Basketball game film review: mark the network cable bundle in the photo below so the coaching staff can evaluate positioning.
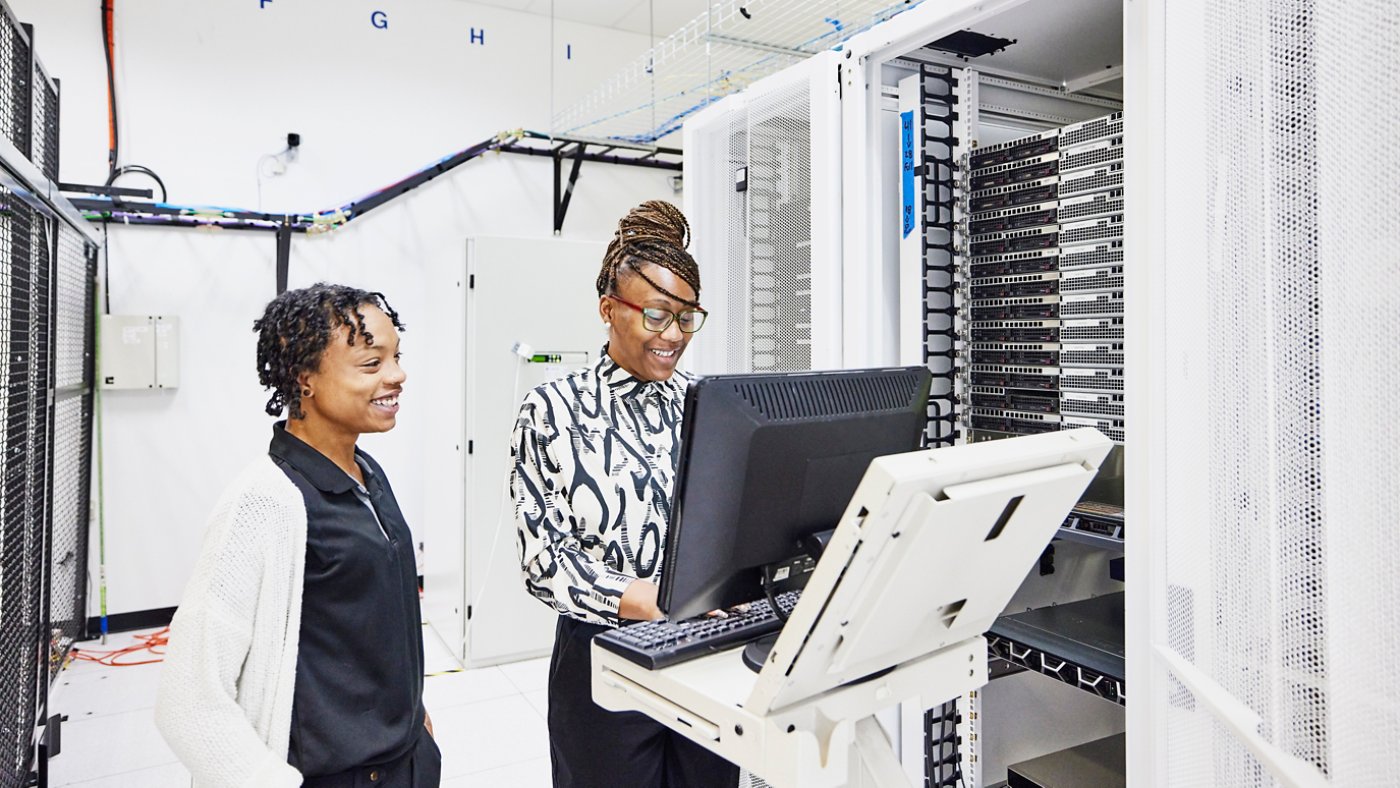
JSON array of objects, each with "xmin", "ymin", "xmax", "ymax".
[{"xmin": 962, "ymin": 111, "xmax": 1125, "ymax": 443}]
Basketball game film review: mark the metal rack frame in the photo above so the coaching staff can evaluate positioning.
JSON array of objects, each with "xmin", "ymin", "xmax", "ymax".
[{"xmin": 987, "ymin": 593, "xmax": 1127, "ymax": 708}]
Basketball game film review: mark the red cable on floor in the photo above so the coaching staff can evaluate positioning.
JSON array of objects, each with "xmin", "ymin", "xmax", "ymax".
[{"xmin": 69, "ymin": 627, "xmax": 168, "ymax": 667}]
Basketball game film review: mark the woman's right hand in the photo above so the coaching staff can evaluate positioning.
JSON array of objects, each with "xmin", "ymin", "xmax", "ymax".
[{"xmin": 619, "ymin": 579, "xmax": 664, "ymax": 621}]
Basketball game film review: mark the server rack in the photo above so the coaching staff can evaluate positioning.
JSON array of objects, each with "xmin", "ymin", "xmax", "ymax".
[
  {"xmin": 956, "ymin": 109, "xmax": 1129, "ymax": 787},
  {"xmin": 961, "ymin": 110, "xmax": 1126, "ymax": 449},
  {"xmin": 0, "ymin": 4, "xmax": 100, "ymax": 786},
  {"xmin": 689, "ymin": 2, "xmax": 1133, "ymax": 781}
]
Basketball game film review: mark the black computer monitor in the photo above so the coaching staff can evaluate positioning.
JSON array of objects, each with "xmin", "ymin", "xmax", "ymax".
[{"xmin": 659, "ymin": 366, "xmax": 932, "ymax": 620}]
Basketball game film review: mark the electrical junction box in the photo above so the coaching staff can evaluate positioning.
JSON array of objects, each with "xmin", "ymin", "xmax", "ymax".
[{"xmin": 99, "ymin": 315, "xmax": 180, "ymax": 390}]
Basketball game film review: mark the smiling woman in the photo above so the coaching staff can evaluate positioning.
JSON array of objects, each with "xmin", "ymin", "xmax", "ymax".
[
  {"xmin": 154, "ymin": 284, "xmax": 442, "ymax": 788},
  {"xmin": 510, "ymin": 202, "xmax": 739, "ymax": 787}
]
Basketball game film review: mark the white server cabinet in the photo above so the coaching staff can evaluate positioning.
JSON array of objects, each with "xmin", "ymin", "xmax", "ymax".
[
  {"xmin": 683, "ymin": 50, "xmax": 843, "ymax": 375},
  {"xmin": 838, "ymin": 4, "xmax": 1131, "ymax": 784},
  {"xmin": 1128, "ymin": 0, "xmax": 1393, "ymax": 785},
  {"xmin": 677, "ymin": 0, "xmax": 1384, "ymax": 783},
  {"xmin": 685, "ymin": 1, "xmax": 1134, "ymax": 785}
]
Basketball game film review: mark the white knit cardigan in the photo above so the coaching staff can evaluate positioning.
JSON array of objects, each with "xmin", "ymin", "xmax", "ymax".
[{"xmin": 154, "ymin": 457, "xmax": 309, "ymax": 787}]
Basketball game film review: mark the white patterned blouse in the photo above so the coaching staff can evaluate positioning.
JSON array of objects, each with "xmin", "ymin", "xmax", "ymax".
[{"xmin": 510, "ymin": 346, "xmax": 691, "ymax": 626}]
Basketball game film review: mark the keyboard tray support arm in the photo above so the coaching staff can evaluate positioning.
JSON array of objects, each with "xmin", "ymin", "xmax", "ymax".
[{"xmin": 593, "ymin": 633, "xmax": 986, "ymax": 787}]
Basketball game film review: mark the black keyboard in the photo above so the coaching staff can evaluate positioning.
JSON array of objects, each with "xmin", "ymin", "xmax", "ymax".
[{"xmin": 595, "ymin": 591, "xmax": 801, "ymax": 670}]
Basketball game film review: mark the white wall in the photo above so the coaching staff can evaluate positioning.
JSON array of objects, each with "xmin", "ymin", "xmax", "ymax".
[{"xmin": 13, "ymin": 0, "xmax": 678, "ymax": 616}]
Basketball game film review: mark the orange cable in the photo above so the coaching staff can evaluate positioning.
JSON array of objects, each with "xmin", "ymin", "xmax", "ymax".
[
  {"xmin": 70, "ymin": 626, "xmax": 168, "ymax": 667},
  {"xmin": 102, "ymin": 0, "xmax": 116, "ymax": 164}
]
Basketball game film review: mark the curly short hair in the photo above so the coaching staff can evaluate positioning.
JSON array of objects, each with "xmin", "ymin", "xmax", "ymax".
[{"xmin": 253, "ymin": 283, "xmax": 405, "ymax": 419}]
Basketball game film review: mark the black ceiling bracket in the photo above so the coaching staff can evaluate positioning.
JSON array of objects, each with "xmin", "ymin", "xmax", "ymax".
[
  {"xmin": 274, "ymin": 219, "xmax": 292, "ymax": 295},
  {"xmin": 554, "ymin": 142, "xmax": 588, "ymax": 235}
]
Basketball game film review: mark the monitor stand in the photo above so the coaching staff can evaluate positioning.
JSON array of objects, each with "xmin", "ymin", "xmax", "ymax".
[
  {"xmin": 743, "ymin": 532, "xmax": 837, "ymax": 674},
  {"xmin": 745, "ymin": 633, "xmax": 900, "ymax": 688},
  {"xmin": 742, "ymin": 633, "xmax": 777, "ymax": 673}
]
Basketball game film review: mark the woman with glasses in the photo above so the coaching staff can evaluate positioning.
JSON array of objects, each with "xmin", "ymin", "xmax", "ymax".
[{"xmin": 510, "ymin": 201, "xmax": 735, "ymax": 788}]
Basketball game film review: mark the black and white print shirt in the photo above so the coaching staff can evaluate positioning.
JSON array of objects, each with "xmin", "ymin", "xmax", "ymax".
[{"xmin": 510, "ymin": 346, "xmax": 691, "ymax": 626}]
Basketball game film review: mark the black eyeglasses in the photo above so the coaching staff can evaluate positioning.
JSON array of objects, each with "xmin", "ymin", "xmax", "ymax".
[{"xmin": 608, "ymin": 296, "xmax": 708, "ymax": 334}]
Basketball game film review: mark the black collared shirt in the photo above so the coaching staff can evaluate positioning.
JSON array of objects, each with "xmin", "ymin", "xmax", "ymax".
[{"xmin": 268, "ymin": 422, "xmax": 424, "ymax": 776}]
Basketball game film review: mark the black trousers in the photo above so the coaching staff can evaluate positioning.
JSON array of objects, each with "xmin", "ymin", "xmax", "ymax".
[
  {"xmin": 301, "ymin": 730, "xmax": 441, "ymax": 788},
  {"xmin": 549, "ymin": 615, "xmax": 740, "ymax": 788}
]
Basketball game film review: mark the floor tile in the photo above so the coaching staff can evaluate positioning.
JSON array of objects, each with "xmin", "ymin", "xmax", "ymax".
[
  {"xmin": 58, "ymin": 761, "xmax": 191, "ymax": 788},
  {"xmin": 53, "ymin": 660, "xmax": 163, "ymax": 689},
  {"xmin": 423, "ymin": 666, "xmax": 516, "ymax": 712},
  {"xmin": 496, "ymin": 656, "xmax": 549, "ymax": 694},
  {"xmin": 44, "ymin": 625, "xmax": 566, "ymax": 785},
  {"xmin": 432, "ymin": 694, "xmax": 549, "ymax": 778},
  {"xmin": 50, "ymin": 664, "xmax": 165, "ymax": 720},
  {"xmin": 443, "ymin": 755, "xmax": 550, "ymax": 787},
  {"xmin": 46, "ymin": 707, "xmax": 178, "ymax": 786},
  {"xmin": 523, "ymin": 689, "xmax": 548, "ymax": 720}
]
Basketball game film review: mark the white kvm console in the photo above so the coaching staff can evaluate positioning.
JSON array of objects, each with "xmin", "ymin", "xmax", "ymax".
[{"xmin": 592, "ymin": 428, "xmax": 1113, "ymax": 787}]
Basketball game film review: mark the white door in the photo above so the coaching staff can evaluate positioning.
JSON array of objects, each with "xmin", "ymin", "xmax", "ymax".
[{"xmin": 461, "ymin": 236, "xmax": 604, "ymax": 667}]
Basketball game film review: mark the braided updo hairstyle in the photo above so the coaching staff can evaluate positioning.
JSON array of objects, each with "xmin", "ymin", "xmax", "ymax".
[
  {"xmin": 253, "ymin": 283, "xmax": 405, "ymax": 420},
  {"xmin": 596, "ymin": 200, "xmax": 701, "ymax": 306}
]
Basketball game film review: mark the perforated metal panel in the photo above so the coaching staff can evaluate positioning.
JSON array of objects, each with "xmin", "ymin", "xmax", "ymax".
[
  {"xmin": 0, "ymin": 185, "xmax": 40, "ymax": 788},
  {"xmin": 49, "ymin": 225, "xmax": 94, "ymax": 682},
  {"xmin": 0, "ymin": 6, "xmax": 28, "ymax": 158},
  {"xmin": 745, "ymin": 79, "xmax": 812, "ymax": 373},
  {"xmin": 1314, "ymin": 1, "xmax": 1400, "ymax": 784},
  {"xmin": 0, "ymin": 206, "xmax": 93, "ymax": 788},
  {"xmin": 0, "ymin": 7, "xmax": 97, "ymax": 782},
  {"xmin": 31, "ymin": 63, "xmax": 56, "ymax": 182},
  {"xmin": 684, "ymin": 55, "xmax": 835, "ymax": 376},
  {"xmin": 1154, "ymin": 0, "xmax": 1339, "ymax": 783}
]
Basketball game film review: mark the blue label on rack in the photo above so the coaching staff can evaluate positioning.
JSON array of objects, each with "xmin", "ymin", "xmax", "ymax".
[{"xmin": 901, "ymin": 110, "xmax": 915, "ymax": 239}]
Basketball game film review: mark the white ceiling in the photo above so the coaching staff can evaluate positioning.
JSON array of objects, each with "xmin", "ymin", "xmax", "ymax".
[{"xmin": 467, "ymin": 0, "xmax": 715, "ymax": 38}]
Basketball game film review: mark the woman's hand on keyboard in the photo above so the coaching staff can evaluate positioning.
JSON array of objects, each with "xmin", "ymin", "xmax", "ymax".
[{"xmin": 620, "ymin": 579, "xmax": 665, "ymax": 621}]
